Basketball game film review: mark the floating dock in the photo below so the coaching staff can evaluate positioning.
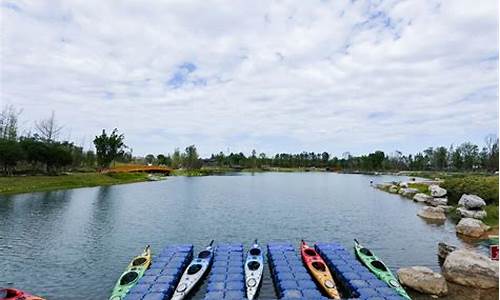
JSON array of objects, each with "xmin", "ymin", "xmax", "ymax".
[{"xmin": 126, "ymin": 241, "xmax": 403, "ymax": 300}]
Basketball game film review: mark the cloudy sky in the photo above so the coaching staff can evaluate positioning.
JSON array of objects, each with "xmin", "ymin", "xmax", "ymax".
[{"xmin": 1, "ymin": 0, "xmax": 498, "ymax": 157}]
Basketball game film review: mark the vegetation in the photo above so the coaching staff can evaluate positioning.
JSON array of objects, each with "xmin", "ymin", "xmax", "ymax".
[
  {"xmin": 93, "ymin": 128, "xmax": 127, "ymax": 169},
  {"xmin": 0, "ymin": 172, "xmax": 149, "ymax": 195},
  {"xmin": 442, "ymin": 176, "xmax": 499, "ymax": 205},
  {"xmin": 407, "ymin": 183, "xmax": 431, "ymax": 195},
  {"xmin": 483, "ymin": 205, "xmax": 499, "ymax": 227}
]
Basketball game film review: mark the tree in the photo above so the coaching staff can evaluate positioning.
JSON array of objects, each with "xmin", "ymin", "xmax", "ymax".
[
  {"xmin": 0, "ymin": 139, "xmax": 23, "ymax": 175},
  {"xmin": 183, "ymin": 145, "xmax": 200, "ymax": 170},
  {"xmin": 93, "ymin": 128, "xmax": 127, "ymax": 169},
  {"xmin": 433, "ymin": 146, "xmax": 448, "ymax": 170},
  {"xmin": 171, "ymin": 148, "xmax": 182, "ymax": 168},
  {"xmin": 35, "ymin": 111, "xmax": 63, "ymax": 141},
  {"xmin": 145, "ymin": 154, "xmax": 155, "ymax": 165},
  {"xmin": 0, "ymin": 105, "xmax": 22, "ymax": 141}
]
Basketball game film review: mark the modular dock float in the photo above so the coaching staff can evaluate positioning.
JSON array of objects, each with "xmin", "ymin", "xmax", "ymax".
[
  {"xmin": 126, "ymin": 241, "xmax": 403, "ymax": 300},
  {"xmin": 126, "ymin": 244, "xmax": 193, "ymax": 300}
]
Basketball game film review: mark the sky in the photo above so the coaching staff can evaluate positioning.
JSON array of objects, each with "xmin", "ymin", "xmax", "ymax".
[{"xmin": 1, "ymin": 0, "xmax": 498, "ymax": 157}]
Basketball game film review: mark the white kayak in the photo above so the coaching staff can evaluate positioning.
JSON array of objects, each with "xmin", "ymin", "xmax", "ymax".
[
  {"xmin": 171, "ymin": 240, "xmax": 215, "ymax": 300},
  {"xmin": 245, "ymin": 240, "xmax": 264, "ymax": 300}
]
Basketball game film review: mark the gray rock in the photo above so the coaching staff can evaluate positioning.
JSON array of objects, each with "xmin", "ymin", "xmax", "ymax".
[
  {"xmin": 398, "ymin": 266, "xmax": 448, "ymax": 296},
  {"xmin": 413, "ymin": 193, "xmax": 433, "ymax": 203},
  {"xmin": 455, "ymin": 218, "xmax": 490, "ymax": 238},
  {"xmin": 457, "ymin": 207, "xmax": 487, "ymax": 220},
  {"xmin": 438, "ymin": 242, "xmax": 458, "ymax": 261},
  {"xmin": 389, "ymin": 185, "xmax": 399, "ymax": 193},
  {"xmin": 426, "ymin": 197, "xmax": 448, "ymax": 207},
  {"xmin": 429, "ymin": 185, "xmax": 447, "ymax": 197},
  {"xmin": 398, "ymin": 188, "xmax": 419, "ymax": 197},
  {"xmin": 399, "ymin": 182, "xmax": 409, "ymax": 188},
  {"xmin": 442, "ymin": 249, "xmax": 499, "ymax": 289},
  {"xmin": 417, "ymin": 206, "xmax": 446, "ymax": 220},
  {"xmin": 376, "ymin": 183, "xmax": 392, "ymax": 190},
  {"xmin": 458, "ymin": 194, "xmax": 486, "ymax": 210}
]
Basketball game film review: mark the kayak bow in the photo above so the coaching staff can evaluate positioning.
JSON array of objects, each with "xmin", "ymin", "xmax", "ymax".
[
  {"xmin": 0, "ymin": 288, "xmax": 45, "ymax": 300},
  {"xmin": 171, "ymin": 240, "xmax": 215, "ymax": 300},
  {"xmin": 354, "ymin": 239, "xmax": 411, "ymax": 300},
  {"xmin": 109, "ymin": 245, "xmax": 152, "ymax": 300},
  {"xmin": 245, "ymin": 239, "xmax": 264, "ymax": 300},
  {"xmin": 300, "ymin": 240, "xmax": 341, "ymax": 299}
]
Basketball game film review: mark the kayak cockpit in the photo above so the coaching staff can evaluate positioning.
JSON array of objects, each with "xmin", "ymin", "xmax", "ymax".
[
  {"xmin": 132, "ymin": 257, "xmax": 147, "ymax": 266},
  {"xmin": 370, "ymin": 260, "xmax": 388, "ymax": 271},
  {"xmin": 249, "ymin": 248, "xmax": 261, "ymax": 256},
  {"xmin": 119, "ymin": 271, "xmax": 139, "ymax": 285},
  {"xmin": 312, "ymin": 261, "xmax": 327, "ymax": 272},
  {"xmin": 198, "ymin": 250, "xmax": 211, "ymax": 259},
  {"xmin": 247, "ymin": 261, "xmax": 261, "ymax": 271},
  {"xmin": 360, "ymin": 247, "xmax": 373, "ymax": 256},
  {"xmin": 0, "ymin": 289, "xmax": 22, "ymax": 298},
  {"xmin": 187, "ymin": 263, "xmax": 203, "ymax": 275},
  {"xmin": 304, "ymin": 248, "xmax": 317, "ymax": 256}
]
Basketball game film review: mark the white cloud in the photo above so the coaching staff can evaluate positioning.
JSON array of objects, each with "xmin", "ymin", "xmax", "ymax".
[{"xmin": 1, "ymin": 0, "xmax": 498, "ymax": 156}]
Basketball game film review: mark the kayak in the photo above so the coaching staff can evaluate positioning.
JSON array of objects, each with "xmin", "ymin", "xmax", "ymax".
[
  {"xmin": 109, "ymin": 245, "xmax": 152, "ymax": 300},
  {"xmin": 0, "ymin": 288, "xmax": 45, "ymax": 300},
  {"xmin": 171, "ymin": 240, "xmax": 215, "ymax": 300},
  {"xmin": 300, "ymin": 240, "xmax": 341, "ymax": 299},
  {"xmin": 245, "ymin": 240, "xmax": 264, "ymax": 300},
  {"xmin": 354, "ymin": 239, "xmax": 411, "ymax": 300}
]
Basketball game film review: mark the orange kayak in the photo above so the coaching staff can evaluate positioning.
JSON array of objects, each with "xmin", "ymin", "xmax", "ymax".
[
  {"xmin": 300, "ymin": 240, "xmax": 341, "ymax": 299},
  {"xmin": 0, "ymin": 288, "xmax": 45, "ymax": 300}
]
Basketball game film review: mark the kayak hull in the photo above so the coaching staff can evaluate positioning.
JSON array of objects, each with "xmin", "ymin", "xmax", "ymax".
[
  {"xmin": 109, "ymin": 246, "xmax": 152, "ymax": 300},
  {"xmin": 354, "ymin": 240, "xmax": 411, "ymax": 300},
  {"xmin": 245, "ymin": 242, "xmax": 264, "ymax": 300},
  {"xmin": 0, "ymin": 288, "xmax": 45, "ymax": 300},
  {"xmin": 300, "ymin": 241, "xmax": 341, "ymax": 299}
]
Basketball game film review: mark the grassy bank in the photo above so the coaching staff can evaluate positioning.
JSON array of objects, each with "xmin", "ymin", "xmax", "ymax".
[{"xmin": 0, "ymin": 172, "xmax": 150, "ymax": 195}]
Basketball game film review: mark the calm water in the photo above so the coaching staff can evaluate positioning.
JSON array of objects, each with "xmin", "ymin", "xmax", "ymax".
[{"xmin": 0, "ymin": 173, "xmax": 474, "ymax": 299}]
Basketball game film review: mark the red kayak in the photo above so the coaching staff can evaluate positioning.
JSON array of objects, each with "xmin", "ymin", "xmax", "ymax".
[
  {"xmin": 300, "ymin": 240, "xmax": 341, "ymax": 299},
  {"xmin": 0, "ymin": 288, "xmax": 45, "ymax": 300}
]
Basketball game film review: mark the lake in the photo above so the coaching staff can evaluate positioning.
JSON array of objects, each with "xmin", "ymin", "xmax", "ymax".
[{"xmin": 0, "ymin": 172, "xmax": 475, "ymax": 299}]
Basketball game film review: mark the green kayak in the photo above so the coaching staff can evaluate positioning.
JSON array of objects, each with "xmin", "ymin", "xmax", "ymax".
[
  {"xmin": 109, "ymin": 245, "xmax": 152, "ymax": 300},
  {"xmin": 354, "ymin": 239, "xmax": 411, "ymax": 300}
]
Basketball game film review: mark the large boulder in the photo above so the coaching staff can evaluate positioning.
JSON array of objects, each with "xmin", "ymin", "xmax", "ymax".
[
  {"xmin": 458, "ymin": 194, "xmax": 486, "ymax": 210},
  {"xmin": 398, "ymin": 188, "xmax": 419, "ymax": 197},
  {"xmin": 388, "ymin": 185, "xmax": 399, "ymax": 193},
  {"xmin": 397, "ymin": 266, "xmax": 448, "ymax": 296},
  {"xmin": 455, "ymin": 218, "xmax": 490, "ymax": 238},
  {"xmin": 417, "ymin": 206, "xmax": 446, "ymax": 220},
  {"xmin": 429, "ymin": 185, "xmax": 447, "ymax": 197},
  {"xmin": 438, "ymin": 205, "xmax": 453, "ymax": 213},
  {"xmin": 399, "ymin": 182, "xmax": 409, "ymax": 188},
  {"xmin": 413, "ymin": 193, "xmax": 433, "ymax": 203},
  {"xmin": 442, "ymin": 249, "xmax": 499, "ymax": 289},
  {"xmin": 426, "ymin": 197, "xmax": 448, "ymax": 207},
  {"xmin": 457, "ymin": 207, "xmax": 487, "ymax": 220}
]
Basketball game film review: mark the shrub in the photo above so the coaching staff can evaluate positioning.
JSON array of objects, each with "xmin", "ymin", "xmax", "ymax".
[{"xmin": 442, "ymin": 176, "xmax": 499, "ymax": 205}]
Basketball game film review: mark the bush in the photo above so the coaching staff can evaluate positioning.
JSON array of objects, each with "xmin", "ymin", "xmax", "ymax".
[{"xmin": 442, "ymin": 176, "xmax": 499, "ymax": 205}]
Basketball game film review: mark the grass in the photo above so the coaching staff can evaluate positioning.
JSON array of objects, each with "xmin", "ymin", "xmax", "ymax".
[
  {"xmin": 483, "ymin": 205, "xmax": 499, "ymax": 227},
  {"xmin": 442, "ymin": 176, "xmax": 498, "ymax": 205},
  {"xmin": 0, "ymin": 172, "xmax": 150, "ymax": 195},
  {"xmin": 407, "ymin": 183, "xmax": 431, "ymax": 195}
]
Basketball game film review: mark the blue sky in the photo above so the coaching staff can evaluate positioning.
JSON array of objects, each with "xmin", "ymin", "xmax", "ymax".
[{"xmin": 1, "ymin": 0, "xmax": 498, "ymax": 157}]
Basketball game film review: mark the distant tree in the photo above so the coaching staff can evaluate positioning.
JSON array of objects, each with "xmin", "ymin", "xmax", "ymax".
[
  {"xmin": 0, "ymin": 139, "xmax": 23, "ymax": 174},
  {"xmin": 145, "ymin": 154, "xmax": 155, "ymax": 165},
  {"xmin": 171, "ymin": 148, "xmax": 182, "ymax": 168},
  {"xmin": 458, "ymin": 142, "xmax": 479, "ymax": 170},
  {"xmin": 84, "ymin": 150, "xmax": 96, "ymax": 167},
  {"xmin": 450, "ymin": 147, "xmax": 463, "ymax": 170},
  {"xmin": 183, "ymin": 145, "xmax": 200, "ymax": 170},
  {"xmin": 35, "ymin": 111, "xmax": 63, "ymax": 141},
  {"xmin": 433, "ymin": 146, "xmax": 448, "ymax": 170},
  {"xmin": 251, "ymin": 149, "xmax": 257, "ymax": 168},
  {"xmin": 0, "ymin": 105, "xmax": 22, "ymax": 141},
  {"xmin": 93, "ymin": 128, "xmax": 127, "ymax": 169},
  {"xmin": 321, "ymin": 152, "xmax": 330, "ymax": 166}
]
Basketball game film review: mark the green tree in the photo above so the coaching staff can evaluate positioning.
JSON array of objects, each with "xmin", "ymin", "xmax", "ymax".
[
  {"xmin": 93, "ymin": 128, "xmax": 127, "ymax": 169},
  {"xmin": 0, "ymin": 105, "xmax": 22, "ymax": 141},
  {"xmin": 183, "ymin": 145, "xmax": 200, "ymax": 170},
  {"xmin": 433, "ymin": 146, "xmax": 448, "ymax": 170},
  {"xmin": 171, "ymin": 148, "xmax": 182, "ymax": 168},
  {"xmin": 0, "ymin": 139, "xmax": 23, "ymax": 175},
  {"xmin": 145, "ymin": 154, "xmax": 155, "ymax": 165}
]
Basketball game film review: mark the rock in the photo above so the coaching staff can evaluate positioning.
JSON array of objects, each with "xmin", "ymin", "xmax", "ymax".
[
  {"xmin": 398, "ymin": 188, "xmax": 419, "ymax": 197},
  {"xmin": 438, "ymin": 242, "xmax": 458, "ymax": 261},
  {"xmin": 438, "ymin": 205, "xmax": 453, "ymax": 213},
  {"xmin": 426, "ymin": 197, "xmax": 448, "ymax": 207},
  {"xmin": 442, "ymin": 249, "xmax": 499, "ymax": 289},
  {"xmin": 429, "ymin": 185, "xmax": 447, "ymax": 197},
  {"xmin": 413, "ymin": 193, "xmax": 433, "ymax": 203},
  {"xmin": 399, "ymin": 182, "xmax": 409, "ymax": 188},
  {"xmin": 376, "ymin": 183, "xmax": 392, "ymax": 190},
  {"xmin": 397, "ymin": 266, "xmax": 448, "ymax": 296},
  {"xmin": 417, "ymin": 206, "xmax": 446, "ymax": 220},
  {"xmin": 389, "ymin": 185, "xmax": 399, "ymax": 193},
  {"xmin": 455, "ymin": 218, "xmax": 490, "ymax": 238},
  {"xmin": 458, "ymin": 194, "xmax": 486, "ymax": 210},
  {"xmin": 457, "ymin": 207, "xmax": 487, "ymax": 220}
]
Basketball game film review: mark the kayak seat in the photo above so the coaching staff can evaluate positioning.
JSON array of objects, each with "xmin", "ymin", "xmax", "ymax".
[
  {"xmin": 304, "ymin": 249, "xmax": 317, "ymax": 257},
  {"xmin": 1, "ymin": 288, "xmax": 21, "ymax": 298},
  {"xmin": 132, "ymin": 257, "xmax": 147, "ymax": 266},
  {"xmin": 187, "ymin": 263, "xmax": 203, "ymax": 275},
  {"xmin": 311, "ymin": 261, "xmax": 326, "ymax": 272},
  {"xmin": 249, "ymin": 248, "xmax": 261, "ymax": 256},
  {"xmin": 247, "ymin": 261, "xmax": 261, "ymax": 271},
  {"xmin": 198, "ymin": 250, "xmax": 211, "ymax": 259},
  {"xmin": 120, "ymin": 271, "xmax": 139, "ymax": 285},
  {"xmin": 360, "ymin": 248, "xmax": 373, "ymax": 256},
  {"xmin": 370, "ymin": 260, "xmax": 388, "ymax": 272}
]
